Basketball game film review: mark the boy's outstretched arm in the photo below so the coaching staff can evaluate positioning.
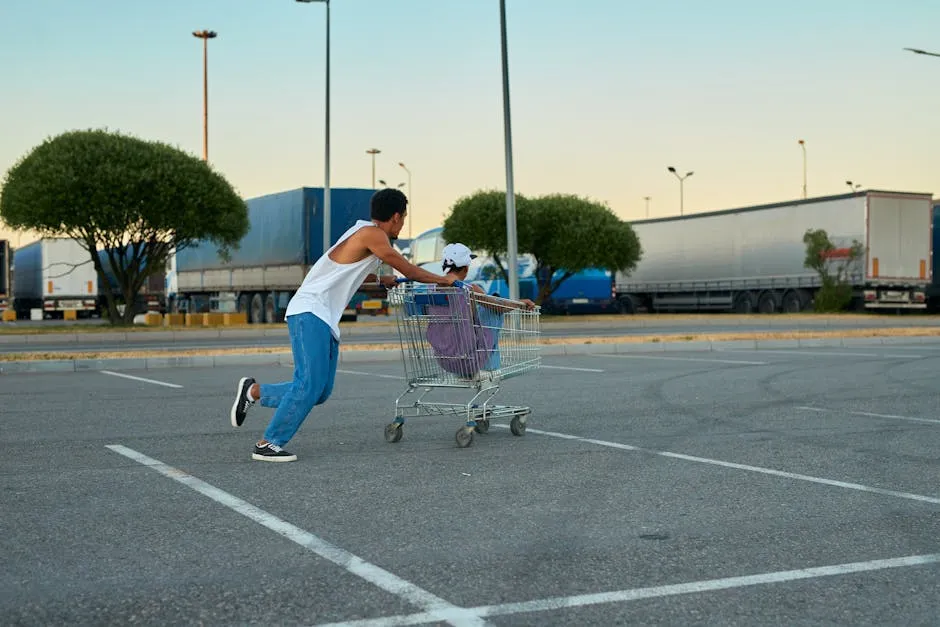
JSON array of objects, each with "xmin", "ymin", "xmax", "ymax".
[{"xmin": 361, "ymin": 228, "xmax": 455, "ymax": 287}]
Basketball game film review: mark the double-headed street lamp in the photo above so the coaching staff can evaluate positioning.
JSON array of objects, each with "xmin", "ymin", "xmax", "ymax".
[
  {"xmin": 667, "ymin": 166, "xmax": 694, "ymax": 215},
  {"xmin": 296, "ymin": 0, "xmax": 331, "ymax": 253}
]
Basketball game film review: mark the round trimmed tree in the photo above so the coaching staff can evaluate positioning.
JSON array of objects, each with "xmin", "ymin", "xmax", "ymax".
[{"xmin": 0, "ymin": 129, "xmax": 249, "ymax": 323}]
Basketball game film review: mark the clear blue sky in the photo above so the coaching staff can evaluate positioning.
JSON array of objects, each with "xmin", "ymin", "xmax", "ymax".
[{"xmin": 1, "ymin": 0, "xmax": 938, "ymax": 244}]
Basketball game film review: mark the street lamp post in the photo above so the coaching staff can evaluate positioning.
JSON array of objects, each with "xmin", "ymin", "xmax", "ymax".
[
  {"xmin": 846, "ymin": 180, "xmax": 861, "ymax": 192},
  {"xmin": 398, "ymin": 162, "xmax": 412, "ymax": 239},
  {"xmin": 643, "ymin": 196, "xmax": 651, "ymax": 218},
  {"xmin": 798, "ymin": 139, "xmax": 807, "ymax": 199},
  {"xmin": 667, "ymin": 166, "xmax": 694, "ymax": 215},
  {"xmin": 366, "ymin": 148, "xmax": 381, "ymax": 189},
  {"xmin": 498, "ymin": 0, "xmax": 519, "ymax": 300},
  {"xmin": 296, "ymin": 0, "xmax": 331, "ymax": 253},
  {"xmin": 192, "ymin": 30, "xmax": 217, "ymax": 162}
]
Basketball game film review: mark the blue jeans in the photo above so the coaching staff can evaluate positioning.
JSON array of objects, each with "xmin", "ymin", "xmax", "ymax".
[{"xmin": 259, "ymin": 312, "xmax": 339, "ymax": 446}]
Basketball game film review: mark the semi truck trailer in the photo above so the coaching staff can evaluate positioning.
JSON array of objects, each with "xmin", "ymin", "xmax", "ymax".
[
  {"xmin": 0, "ymin": 240, "xmax": 11, "ymax": 314},
  {"xmin": 97, "ymin": 245, "xmax": 169, "ymax": 315},
  {"xmin": 614, "ymin": 190, "xmax": 933, "ymax": 314},
  {"xmin": 13, "ymin": 237, "xmax": 99, "ymax": 319},
  {"xmin": 175, "ymin": 187, "xmax": 387, "ymax": 323}
]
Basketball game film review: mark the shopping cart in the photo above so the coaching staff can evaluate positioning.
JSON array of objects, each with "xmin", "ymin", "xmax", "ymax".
[{"xmin": 384, "ymin": 279, "xmax": 541, "ymax": 448}]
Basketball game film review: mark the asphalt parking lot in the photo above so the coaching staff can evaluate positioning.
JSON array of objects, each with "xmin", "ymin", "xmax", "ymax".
[{"xmin": 3, "ymin": 341, "xmax": 940, "ymax": 625}]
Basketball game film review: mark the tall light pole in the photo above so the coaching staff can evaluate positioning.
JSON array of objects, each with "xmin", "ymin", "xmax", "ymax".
[
  {"xmin": 798, "ymin": 139, "xmax": 807, "ymax": 199},
  {"xmin": 499, "ymin": 0, "xmax": 519, "ymax": 300},
  {"xmin": 643, "ymin": 196, "xmax": 651, "ymax": 218},
  {"xmin": 667, "ymin": 166, "xmax": 693, "ymax": 215},
  {"xmin": 366, "ymin": 148, "xmax": 381, "ymax": 189},
  {"xmin": 192, "ymin": 30, "xmax": 217, "ymax": 162},
  {"xmin": 846, "ymin": 180, "xmax": 861, "ymax": 191},
  {"xmin": 398, "ymin": 162, "xmax": 412, "ymax": 239},
  {"xmin": 296, "ymin": 0, "xmax": 331, "ymax": 253}
]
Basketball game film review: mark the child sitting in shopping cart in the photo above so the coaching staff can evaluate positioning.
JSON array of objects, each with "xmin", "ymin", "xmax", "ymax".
[{"xmin": 421, "ymin": 243, "xmax": 535, "ymax": 380}]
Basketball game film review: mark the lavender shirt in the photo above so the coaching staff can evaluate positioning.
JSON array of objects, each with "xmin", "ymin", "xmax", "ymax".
[{"xmin": 423, "ymin": 289, "xmax": 499, "ymax": 377}]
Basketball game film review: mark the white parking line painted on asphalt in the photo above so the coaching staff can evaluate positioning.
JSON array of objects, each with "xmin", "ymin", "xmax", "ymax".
[
  {"xmin": 338, "ymin": 369, "xmax": 405, "ymax": 380},
  {"xmin": 104, "ymin": 445, "xmax": 489, "ymax": 627},
  {"xmin": 492, "ymin": 425, "xmax": 940, "ymax": 506},
  {"xmin": 797, "ymin": 406, "xmax": 940, "ymax": 426},
  {"xmin": 314, "ymin": 553, "xmax": 940, "ymax": 627},
  {"xmin": 717, "ymin": 349, "xmax": 925, "ymax": 359},
  {"xmin": 539, "ymin": 365, "xmax": 606, "ymax": 373},
  {"xmin": 592, "ymin": 354, "xmax": 769, "ymax": 366},
  {"xmin": 100, "ymin": 370, "xmax": 183, "ymax": 389}
]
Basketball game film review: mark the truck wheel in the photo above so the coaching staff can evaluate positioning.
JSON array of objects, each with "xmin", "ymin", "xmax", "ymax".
[
  {"xmin": 250, "ymin": 294, "xmax": 264, "ymax": 324},
  {"xmin": 732, "ymin": 292, "xmax": 754, "ymax": 314},
  {"xmin": 264, "ymin": 294, "xmax": 276, "ymax": 324},
  {"xmin": 757, "ymin": 291, "xmax": 779, "ymax": 314},
  {"xmin": 781, "ymin": 290, "xmax": 803, "ymax": 313},
  {"xmin": 618, "ymin": 295, "xmax": 636, "ymax": 315}
]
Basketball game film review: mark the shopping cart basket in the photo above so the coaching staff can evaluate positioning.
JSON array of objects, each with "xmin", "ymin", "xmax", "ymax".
[{"xmin": 384, "ymin": 280, "xmax": 541, "ymax": 448}]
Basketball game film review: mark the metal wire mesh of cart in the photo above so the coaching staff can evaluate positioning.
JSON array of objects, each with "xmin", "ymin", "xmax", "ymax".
[{"xmin": 388, "ymin": 283, "xmax": 541, "ymax": 388}]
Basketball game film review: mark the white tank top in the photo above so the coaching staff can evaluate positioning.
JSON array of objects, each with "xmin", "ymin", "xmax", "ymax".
[{"xmin": 285, "ymin": 220, "xmax": 381, "ymax": 340}]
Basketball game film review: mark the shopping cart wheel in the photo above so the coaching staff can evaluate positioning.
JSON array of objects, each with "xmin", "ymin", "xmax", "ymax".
[
  {"xmin": 510, "ymin": 416, "xmax": 526, "ymax": 436},
  {"xmin": 385, "ymin": 422, "xmax": 404, "ymax": 443},
  {"xmin": 455, "ymin": 426, "xmax": 474, "ymax": 448},
  {"xmin": 474, "ymin": 418, "xmax": 490, "ymax": 434}
]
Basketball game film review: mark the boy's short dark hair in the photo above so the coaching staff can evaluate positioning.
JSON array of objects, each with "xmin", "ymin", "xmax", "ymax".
[
  {"xmin": 371, "ymin": 188, "xmax": 408, "ymax": 221},
  {"xmin": 442, "ymin": 261, "xmax": 467, "ymax": 274}
]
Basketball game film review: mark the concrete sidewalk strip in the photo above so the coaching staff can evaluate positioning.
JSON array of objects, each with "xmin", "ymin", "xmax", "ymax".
[
  {"xmin": 560, "ymin": 343, "xmax": 608, "ymax": 356},
  {"xmin": 0, "ymin": 359, "xmax": 80, "ymax": 373},
  {"xmin": 146, "ymin": 355, "xmax": 218, "ymax": 369},
  {"xmin": 1, "ymin": 333, "xmax": 936, "ymax": 375},
  {"xmin": 75, "ymin": 358, "xmax": 150, "ymax": 372}
]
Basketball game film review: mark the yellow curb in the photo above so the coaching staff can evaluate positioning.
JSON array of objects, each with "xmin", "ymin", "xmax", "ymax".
[{"xmin": 1, "ymin": 326, "xmax": 937, "ymax": 362}]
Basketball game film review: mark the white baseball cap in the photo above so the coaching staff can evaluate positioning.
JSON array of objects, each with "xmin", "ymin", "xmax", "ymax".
[{"xmin": 441, "ymin": 243, "xmax": 477, "ymax": 268}]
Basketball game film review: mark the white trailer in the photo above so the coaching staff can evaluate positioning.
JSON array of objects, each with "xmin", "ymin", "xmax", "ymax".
[
  {"xmin": 13, "ymin": 237, "xmax": 99, "ymax": 319},
  {"xmin": 615, "ymin": 190, "xmax": 933, "ymax": 313}
]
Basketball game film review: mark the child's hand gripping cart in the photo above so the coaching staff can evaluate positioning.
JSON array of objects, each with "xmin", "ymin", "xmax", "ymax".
[{"xmin": 385, "ymin": 279, "xmax": 541, "ymax": 448}]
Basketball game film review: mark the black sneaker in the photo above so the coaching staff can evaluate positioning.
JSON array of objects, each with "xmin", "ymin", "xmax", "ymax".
[
  {"xmin": 230, "ymin": 377, "xmax": 256, "ymax": 428},
  {"xmin": 252, "ymin": 442, "xmax": 297, "ymax": 462}
]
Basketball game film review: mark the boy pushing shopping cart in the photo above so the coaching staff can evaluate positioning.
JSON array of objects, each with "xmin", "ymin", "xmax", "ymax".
[{"xmin": 385, "ymin": 243, "xmax": 541, "ymax": 448}]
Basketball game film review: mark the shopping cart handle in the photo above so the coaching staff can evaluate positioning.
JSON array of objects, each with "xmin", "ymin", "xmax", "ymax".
[{"xmin": 394, "ymin": 278, "xmax": 466, "ymax": 288}]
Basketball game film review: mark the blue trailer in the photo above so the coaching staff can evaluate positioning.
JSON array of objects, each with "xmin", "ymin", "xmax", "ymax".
[
  {"xmin": 175, "ymin": 187, "xmax": 383, "ymax": 323},
  {"xmin": 539, "ymin": 267, "xmax": 617, "ymax": 315}
]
